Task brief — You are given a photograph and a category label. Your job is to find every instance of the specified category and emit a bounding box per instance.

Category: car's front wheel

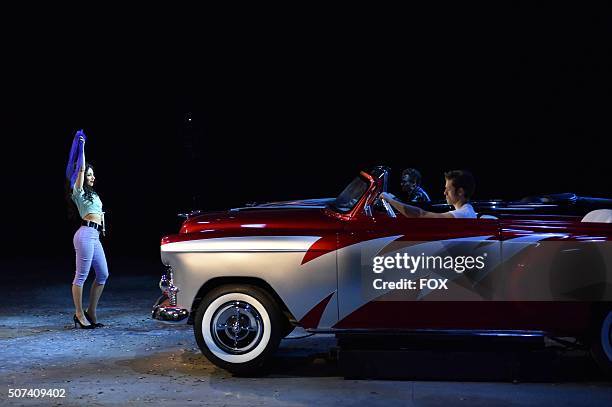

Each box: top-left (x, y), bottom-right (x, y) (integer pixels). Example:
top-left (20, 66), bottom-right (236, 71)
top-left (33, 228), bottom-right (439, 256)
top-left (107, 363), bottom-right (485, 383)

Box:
top-left (194, 285), bottom-right (283, 376)
top-left (590, 308), bottom-right (612, 376)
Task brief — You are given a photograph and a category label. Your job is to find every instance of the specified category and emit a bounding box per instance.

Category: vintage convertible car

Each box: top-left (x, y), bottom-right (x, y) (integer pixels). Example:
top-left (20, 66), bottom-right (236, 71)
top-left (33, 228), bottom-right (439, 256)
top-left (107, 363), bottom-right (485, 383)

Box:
top-left (152, 167), bottom-right (612, 375)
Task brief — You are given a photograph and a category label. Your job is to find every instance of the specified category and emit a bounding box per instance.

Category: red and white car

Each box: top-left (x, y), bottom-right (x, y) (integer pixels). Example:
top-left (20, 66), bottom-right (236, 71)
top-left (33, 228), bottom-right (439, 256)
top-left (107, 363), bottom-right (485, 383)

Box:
top-left (153, 167), bottom-right (612, 375)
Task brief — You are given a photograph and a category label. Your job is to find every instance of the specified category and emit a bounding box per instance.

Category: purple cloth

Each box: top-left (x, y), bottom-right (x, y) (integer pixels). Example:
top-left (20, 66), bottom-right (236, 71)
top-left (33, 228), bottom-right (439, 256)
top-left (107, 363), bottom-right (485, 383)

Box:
top-left (65, 129), bottom-right (88, 188)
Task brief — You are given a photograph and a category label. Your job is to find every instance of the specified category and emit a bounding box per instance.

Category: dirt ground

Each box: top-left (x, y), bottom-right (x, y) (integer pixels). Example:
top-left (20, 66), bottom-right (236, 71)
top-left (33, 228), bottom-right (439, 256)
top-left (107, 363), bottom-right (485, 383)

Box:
top-left (1, 258), bottom-right (612, 406)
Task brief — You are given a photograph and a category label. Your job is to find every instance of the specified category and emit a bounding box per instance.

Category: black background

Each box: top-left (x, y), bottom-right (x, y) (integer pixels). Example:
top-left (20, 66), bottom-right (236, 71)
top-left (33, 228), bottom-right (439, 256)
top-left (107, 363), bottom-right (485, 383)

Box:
top-left (2, 6), bottom-right (611, 273)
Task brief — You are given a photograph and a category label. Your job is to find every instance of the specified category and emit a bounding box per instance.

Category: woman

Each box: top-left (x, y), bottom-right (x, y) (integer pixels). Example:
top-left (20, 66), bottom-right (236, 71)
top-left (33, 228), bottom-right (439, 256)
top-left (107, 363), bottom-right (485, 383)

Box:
top-left (65, 130), bottom-right (109, 329)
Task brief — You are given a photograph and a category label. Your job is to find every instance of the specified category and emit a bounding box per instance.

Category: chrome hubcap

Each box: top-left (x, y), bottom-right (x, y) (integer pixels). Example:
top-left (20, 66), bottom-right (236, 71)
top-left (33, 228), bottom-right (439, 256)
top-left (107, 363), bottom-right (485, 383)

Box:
top-left (211, 301), bottom-right (263, 354)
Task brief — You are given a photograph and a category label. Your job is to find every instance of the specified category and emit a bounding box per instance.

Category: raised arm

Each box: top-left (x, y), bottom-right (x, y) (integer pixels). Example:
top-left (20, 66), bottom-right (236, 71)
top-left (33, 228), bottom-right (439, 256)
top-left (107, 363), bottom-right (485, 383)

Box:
top-left (73, 136), bottom-right (86, 191)
top-left (380, 193), bottom-right (454, 219)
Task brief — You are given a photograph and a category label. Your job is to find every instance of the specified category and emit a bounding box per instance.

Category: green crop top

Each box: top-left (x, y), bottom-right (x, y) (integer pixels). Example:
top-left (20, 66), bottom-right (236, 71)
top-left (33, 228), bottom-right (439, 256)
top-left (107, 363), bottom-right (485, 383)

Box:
top-left (72, 187), bottom-right (103, 218)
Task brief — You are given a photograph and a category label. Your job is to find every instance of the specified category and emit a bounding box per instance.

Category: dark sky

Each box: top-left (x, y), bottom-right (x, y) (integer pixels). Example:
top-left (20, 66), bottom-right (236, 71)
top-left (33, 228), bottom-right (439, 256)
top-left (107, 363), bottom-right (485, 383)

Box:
top-left (2, 6), bottom-right (611, 262)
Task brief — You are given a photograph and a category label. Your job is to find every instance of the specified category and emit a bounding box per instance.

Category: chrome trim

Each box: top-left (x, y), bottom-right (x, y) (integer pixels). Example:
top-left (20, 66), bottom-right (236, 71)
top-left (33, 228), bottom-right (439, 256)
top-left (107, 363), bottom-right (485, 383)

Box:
top-left (159, 273), bottom-right (169, 292)
top-left (152, 305), bottom-right (189, 322)
top-left (211, 300), bottom-right (264, 354)
top-left (151, 294), bottom-right (189, 322)
top-left (231, 205), bottom-right (327, 211)
top-left (305, 328), bottom-right (546, 337)
top-left (160, 266), bottom-right (179, 306)
top-left (178, 210), bottom-right (203, 219)
top-left (160, 249), bottom-right (310, 253)
top-left (151, 267), bottom-right (189, 322)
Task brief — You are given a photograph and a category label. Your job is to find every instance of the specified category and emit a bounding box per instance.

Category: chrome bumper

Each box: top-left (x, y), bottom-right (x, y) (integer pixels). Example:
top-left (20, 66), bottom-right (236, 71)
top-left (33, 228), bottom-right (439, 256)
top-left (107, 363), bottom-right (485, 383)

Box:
top-left (151, 266), bottom-right (189, 322)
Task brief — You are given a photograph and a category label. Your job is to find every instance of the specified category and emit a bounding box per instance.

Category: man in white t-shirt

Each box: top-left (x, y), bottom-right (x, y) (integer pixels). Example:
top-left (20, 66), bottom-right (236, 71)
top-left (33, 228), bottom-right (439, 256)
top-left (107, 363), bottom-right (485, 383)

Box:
top-left (381, 170), bottom-right (477, 219)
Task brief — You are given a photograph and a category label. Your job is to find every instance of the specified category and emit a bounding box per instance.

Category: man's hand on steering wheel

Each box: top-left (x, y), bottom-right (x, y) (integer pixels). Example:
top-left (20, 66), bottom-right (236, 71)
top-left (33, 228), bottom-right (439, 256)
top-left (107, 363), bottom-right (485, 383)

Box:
top-left (380, 192), bottom-right (395, 202)
top-left (378, 192), bottom-right (397, 218)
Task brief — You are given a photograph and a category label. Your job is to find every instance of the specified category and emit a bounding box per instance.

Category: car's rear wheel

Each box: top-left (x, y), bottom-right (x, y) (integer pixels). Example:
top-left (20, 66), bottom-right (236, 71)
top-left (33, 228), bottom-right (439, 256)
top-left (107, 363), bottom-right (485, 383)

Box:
top-left (194, 285), bottom-right (283, 376)
top-left (590, 308), bottom-right (612, 376)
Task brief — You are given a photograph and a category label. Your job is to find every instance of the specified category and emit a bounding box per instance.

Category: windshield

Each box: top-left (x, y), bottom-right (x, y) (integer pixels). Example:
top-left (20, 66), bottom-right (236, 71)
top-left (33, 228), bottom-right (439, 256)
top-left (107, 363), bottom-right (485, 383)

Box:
top-left (330, 176), bottom-right (370, 213)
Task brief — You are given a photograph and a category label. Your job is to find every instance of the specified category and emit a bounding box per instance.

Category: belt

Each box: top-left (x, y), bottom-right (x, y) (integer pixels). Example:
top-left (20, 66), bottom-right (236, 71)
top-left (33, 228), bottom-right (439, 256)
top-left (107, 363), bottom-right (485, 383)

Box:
top-left (82, 220), bottom-right (103, 232)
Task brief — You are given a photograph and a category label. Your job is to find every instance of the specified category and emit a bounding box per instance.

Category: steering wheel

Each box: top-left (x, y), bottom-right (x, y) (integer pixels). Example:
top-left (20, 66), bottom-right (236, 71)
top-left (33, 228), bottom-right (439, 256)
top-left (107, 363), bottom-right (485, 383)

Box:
top-left (370, 169), bottom-right (397, 218)
top-left (374, 192), bottom-right (396, 218)
top-left (381, 195), bottom-right (397, 218)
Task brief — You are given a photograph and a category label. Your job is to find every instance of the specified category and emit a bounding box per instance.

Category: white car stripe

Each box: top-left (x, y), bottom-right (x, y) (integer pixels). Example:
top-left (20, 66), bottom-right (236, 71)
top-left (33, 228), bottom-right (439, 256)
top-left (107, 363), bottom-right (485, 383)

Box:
top-left (161, 236), bottom-right (321, 253)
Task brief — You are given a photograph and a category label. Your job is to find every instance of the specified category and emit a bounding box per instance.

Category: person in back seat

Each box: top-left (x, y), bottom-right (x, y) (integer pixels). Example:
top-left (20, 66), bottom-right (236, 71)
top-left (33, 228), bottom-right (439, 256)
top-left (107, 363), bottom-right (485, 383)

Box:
top-left (400, 168), bottom-right (430, 203)
top-left (381, 170), bottom-right (476, 219)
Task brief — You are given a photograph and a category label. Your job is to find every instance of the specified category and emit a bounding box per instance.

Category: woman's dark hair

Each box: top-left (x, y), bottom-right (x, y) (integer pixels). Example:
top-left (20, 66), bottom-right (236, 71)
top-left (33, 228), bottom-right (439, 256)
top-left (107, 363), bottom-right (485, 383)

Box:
top-left (65, 162), bottom-right (97, 221)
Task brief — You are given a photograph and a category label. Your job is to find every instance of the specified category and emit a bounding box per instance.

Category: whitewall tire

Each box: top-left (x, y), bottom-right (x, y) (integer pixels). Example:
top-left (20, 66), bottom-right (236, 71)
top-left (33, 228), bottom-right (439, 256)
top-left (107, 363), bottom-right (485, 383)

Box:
top-left (194, 285), bottom-right (283, 376)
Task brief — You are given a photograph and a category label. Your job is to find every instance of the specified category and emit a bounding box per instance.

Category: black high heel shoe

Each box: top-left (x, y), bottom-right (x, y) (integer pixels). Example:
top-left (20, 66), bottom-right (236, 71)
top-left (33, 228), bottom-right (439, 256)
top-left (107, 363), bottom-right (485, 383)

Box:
top-left (73, 314), bottom-right (95, 329)
top-left (84, 310), bottom-right (104, 328)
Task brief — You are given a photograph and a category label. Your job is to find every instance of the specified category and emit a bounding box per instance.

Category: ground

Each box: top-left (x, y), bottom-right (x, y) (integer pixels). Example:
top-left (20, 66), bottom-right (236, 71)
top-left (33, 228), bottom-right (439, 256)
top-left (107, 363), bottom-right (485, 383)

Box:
top-left (1, 258), bottom-right (611, 406)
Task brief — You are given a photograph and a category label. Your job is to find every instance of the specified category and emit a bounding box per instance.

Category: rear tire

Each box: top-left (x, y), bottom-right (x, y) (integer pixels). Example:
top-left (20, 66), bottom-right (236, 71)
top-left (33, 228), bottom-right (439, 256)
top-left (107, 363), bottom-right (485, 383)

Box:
top-left (590, 308), bottom-right (612, 376)
top-left (194, 285), bottom-right (283, 376)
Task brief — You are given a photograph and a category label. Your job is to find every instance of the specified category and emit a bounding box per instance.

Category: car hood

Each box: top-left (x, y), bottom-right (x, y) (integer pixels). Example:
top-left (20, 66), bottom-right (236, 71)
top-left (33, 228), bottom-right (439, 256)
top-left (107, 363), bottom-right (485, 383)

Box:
top-left (240, 197), bottom-right (335, 209)
top-left (179, 204), bottom-right (342, 235)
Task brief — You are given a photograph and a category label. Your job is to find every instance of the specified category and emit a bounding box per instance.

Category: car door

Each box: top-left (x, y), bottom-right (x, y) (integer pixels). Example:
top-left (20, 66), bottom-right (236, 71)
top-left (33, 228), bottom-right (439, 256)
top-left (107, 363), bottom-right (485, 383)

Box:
top-left (496, 217), bottom-right (604, 334)
top-left (335, 209), bottom-right (501, 330)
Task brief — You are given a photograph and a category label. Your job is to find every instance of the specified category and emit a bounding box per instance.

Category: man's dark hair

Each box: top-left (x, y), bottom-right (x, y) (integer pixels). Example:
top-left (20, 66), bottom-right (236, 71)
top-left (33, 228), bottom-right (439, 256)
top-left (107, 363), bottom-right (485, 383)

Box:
top-left (401, 168), bottom-right (422, 186)
top-left (444, 170), bottom-right (475, 199)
